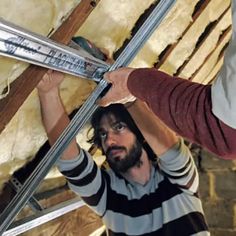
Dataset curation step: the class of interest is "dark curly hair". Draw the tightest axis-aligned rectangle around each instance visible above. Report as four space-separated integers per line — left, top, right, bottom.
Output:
88 104 156 161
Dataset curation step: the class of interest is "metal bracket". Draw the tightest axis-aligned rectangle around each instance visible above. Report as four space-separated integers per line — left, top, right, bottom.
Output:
9 177 43 212
3 197 85 236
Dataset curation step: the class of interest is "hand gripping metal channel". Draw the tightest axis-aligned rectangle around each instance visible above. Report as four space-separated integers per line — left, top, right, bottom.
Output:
0 0 176 233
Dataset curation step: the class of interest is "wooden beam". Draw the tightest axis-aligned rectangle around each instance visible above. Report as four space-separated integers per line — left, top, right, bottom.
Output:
154 0 211 69
175 6 231 78
191 25 232 83
0 0 100 134
205 55 224 85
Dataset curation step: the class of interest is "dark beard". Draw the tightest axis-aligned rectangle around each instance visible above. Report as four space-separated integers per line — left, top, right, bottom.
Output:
106 139 143 173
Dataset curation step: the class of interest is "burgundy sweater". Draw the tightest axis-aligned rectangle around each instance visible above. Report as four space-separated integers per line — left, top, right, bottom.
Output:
127 68 236 159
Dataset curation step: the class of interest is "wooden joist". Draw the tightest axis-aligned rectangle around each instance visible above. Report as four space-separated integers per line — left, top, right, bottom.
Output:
155 0 211 69
158 0 231 76
191 26 232 84
204 54 224 85
177 7 231 78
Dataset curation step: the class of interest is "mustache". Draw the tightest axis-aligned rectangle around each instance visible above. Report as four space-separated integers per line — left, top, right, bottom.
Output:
106 146 126 157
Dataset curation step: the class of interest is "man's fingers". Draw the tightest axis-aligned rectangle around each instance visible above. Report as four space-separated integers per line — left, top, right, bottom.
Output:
98 86 116 106
103 71 113 83
97 96 111 107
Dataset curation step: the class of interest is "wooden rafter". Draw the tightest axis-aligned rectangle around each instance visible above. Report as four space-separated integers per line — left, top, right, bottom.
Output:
175 6 231 77
190 25 232 82
154 0 211 69
0 0 100 134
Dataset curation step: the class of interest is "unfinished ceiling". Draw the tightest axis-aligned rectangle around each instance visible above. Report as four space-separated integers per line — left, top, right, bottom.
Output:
0 0 233 234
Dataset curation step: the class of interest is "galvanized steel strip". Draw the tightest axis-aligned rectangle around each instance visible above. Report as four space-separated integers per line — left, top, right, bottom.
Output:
3 197 85 236
0 18 109 82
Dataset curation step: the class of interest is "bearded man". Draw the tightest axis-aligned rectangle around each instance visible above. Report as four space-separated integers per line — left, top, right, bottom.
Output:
37 71 209 235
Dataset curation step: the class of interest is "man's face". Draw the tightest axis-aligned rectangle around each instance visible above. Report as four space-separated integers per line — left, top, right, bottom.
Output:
98 113 143 173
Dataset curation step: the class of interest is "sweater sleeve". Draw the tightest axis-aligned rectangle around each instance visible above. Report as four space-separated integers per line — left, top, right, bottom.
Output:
127 68 236 159
159 139 199 194
57 150 107 216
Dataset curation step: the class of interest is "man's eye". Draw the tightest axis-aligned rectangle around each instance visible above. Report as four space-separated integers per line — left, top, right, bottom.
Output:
114 122 126 131
99 132 107 139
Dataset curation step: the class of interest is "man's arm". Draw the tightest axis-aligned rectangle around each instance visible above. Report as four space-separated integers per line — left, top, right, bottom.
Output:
99 2 236 159
126 100 198 193
103 67 236 159
37 70 79 160
37 71 107 216
126 99 178 156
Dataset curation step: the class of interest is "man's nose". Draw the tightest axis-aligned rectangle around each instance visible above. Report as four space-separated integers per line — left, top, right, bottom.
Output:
105 132 117 146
